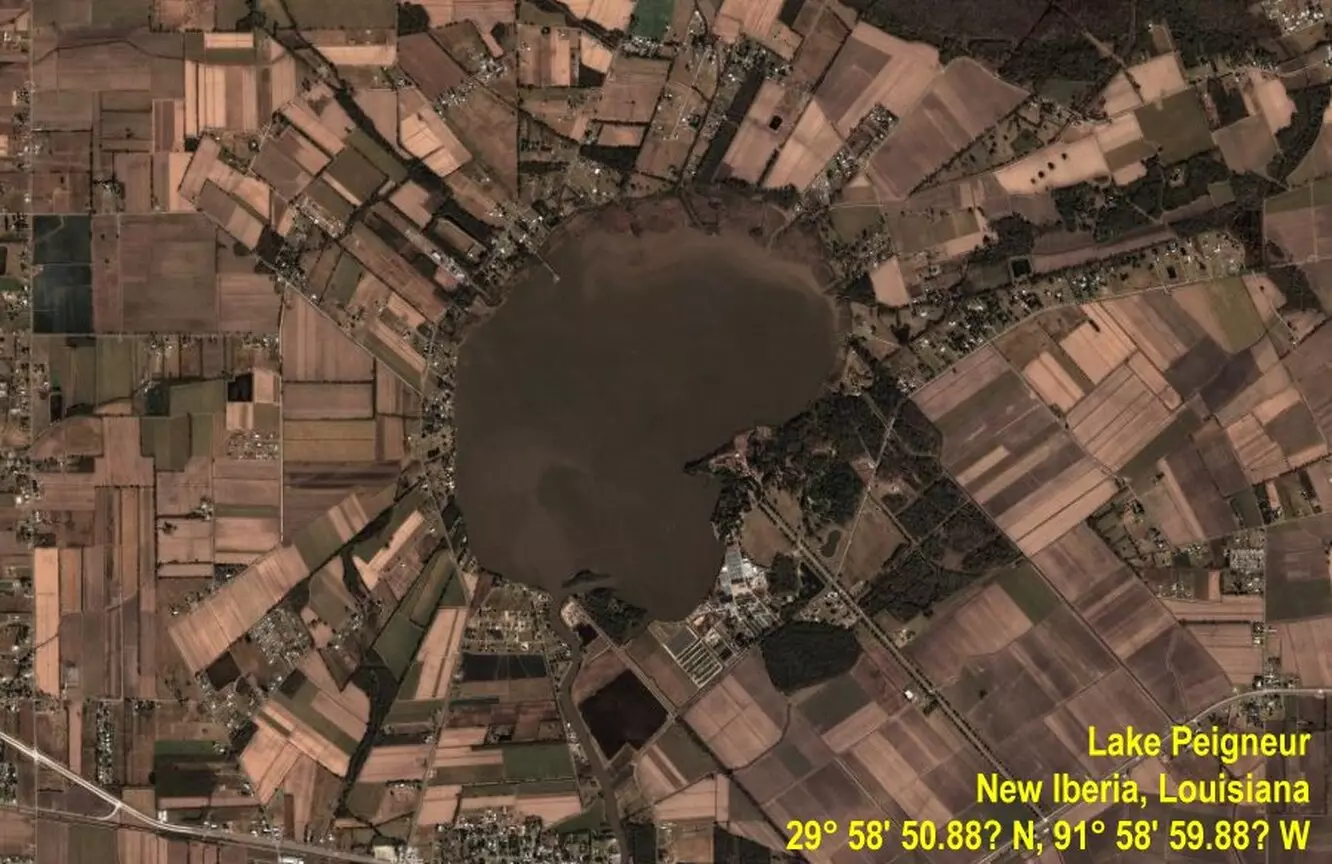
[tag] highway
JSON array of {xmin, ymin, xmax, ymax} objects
[
  {"xmin": 0, "ymin": 728, "xmax": 383, "ymax": 864},
  {"xmin": 978, "ymin": 686, "xmax": 1328, "ymax": 863}
]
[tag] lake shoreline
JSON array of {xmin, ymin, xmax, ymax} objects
[{"xmin": 451, "ymin": 189, "xmax": 846, "ymax": 621}]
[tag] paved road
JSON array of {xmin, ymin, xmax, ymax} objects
[
  {"xmin": 0, "ymin": 728, "xmax": 383, "ymax": 864},
  {"xmin": 763, "ymin": 496, "xmax": 1326, "ymax": 864},
  {"xmin": 757, "ymin": 499, "xmax": 1020, "ymax": 785},
  {"xmin": 978, "ymin": 687, "xmax": 1327, "ymax": 863},
  {"xmin": 547, "ymin": 603, "xmax": 631, "ymax": 858}
]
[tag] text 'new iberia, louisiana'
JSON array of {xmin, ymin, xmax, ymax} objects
[{"xmin": 977, "ymin": 726, "xmax": 1314, "ymax": 807}]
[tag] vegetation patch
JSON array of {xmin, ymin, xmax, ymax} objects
[
  {"xmin": 500, "ymin": 742, "xmax": 575, "ymax": 781},
  {"xmin": 995, "ymin": 563, "xmax": 1060, "ymax": 624},
  {"xmin": 759, "ymin": 620, "xmax": 861, "ymax": 694},
  {"xmin": 580, "ymin": 587, "xmax": 649, "ymax": 644},
  {"xmin": 1268, "ymin": 85, "xmax": 1332, "ymax": 182},
  {"xmin": 629, "ymin": 0, "xmax": 673, "ymax": 40}
]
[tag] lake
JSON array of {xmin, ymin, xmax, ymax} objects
[{"xmin": 453, "ymin": 223, "xmax": 838, "ymax": 620}]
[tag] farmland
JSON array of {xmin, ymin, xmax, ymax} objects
[
  {"xmin": 912, "ymin": 344, "xmax": 1117, "ymax": 557},
  {"xmin": 13, "ymin": 8, "xmax": 526, "ymax": 847},
  {"xmin": 15, "ymin": 0, "xmax": 1332, "ymax": 859},
  {"xmin": 669, "ymin": 627, "xmax": 1021, "ymax": 863}
]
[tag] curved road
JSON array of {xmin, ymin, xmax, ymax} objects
[
  {"xmin": 547, "ymin": 601, "xmax": 631, "ymax": 857},
  {"xmin": 978, "ymin": 686, "xmax": 1327, "ymax": 863},
  {"xmin": 0, "ymin": 728, "xmax": 383, "ymax": 864}
]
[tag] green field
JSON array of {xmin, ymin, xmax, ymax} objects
[
  {"xmin": 501, "ymin": 742, "xmax": 575, "ymax": 781},
  {"xmin": 630, "ymin": 0, "xmax": 674, "ymax": 40},
  {"xmin": 829, "ymin": 187, "xmax": 882, "ymax": 241},
  {"xmin": 275, "ymin": 685, "xmax": 360, "ymax": 756},
  {"xmin": 293, "ymin": 512, "xmax": 346, "ymax": 572},
  {"xmin": 1311, "ymin": 176, "xmax": 1332, "ymax": 206},
  {"xmin": 553, "ymin": 799, "xmax": 606, "ymax": 834},
  {"xmin": 432, "ymin": 762, "xmax": 507, "ymax": 785},
  {"xmin": 397, "ymin": 663, "xmax": 423, "ymax": 700},
  {"xmin": 386, "ymin": 696, "xmax": 445, "ymax": 726},
  {"xmin": 996, "ymin": 564, "xmax": 1060, "ymax": 624},
  {"xmin": 1265, "ymin": 186, "xmax": 1311, "ymax": 215},
  {"xmin": 374, "ymin": 616, "xmax": 423, "ymax": 679},
  {"xmin": 1199, "ymin": 278, "xmax": 1264, "ymax": 350},
  {"xmin": 373, "ymin": 547, "xmax": 457, "ymax": 679},
  {"xmin": 1134, "ymin": 90, "xmax": 1213, "ymax": 164},
  {"xmin": 154, "ymin": 739, "xmax": 222, "ymax": 759},
  {"xmin": 351, "ymin": 486, "xmax": 429, "ymax": 563}
]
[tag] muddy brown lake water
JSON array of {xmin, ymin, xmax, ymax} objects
[{"xmin": 453, "ymin": 227, "xmax": 838, "ymax": 620}]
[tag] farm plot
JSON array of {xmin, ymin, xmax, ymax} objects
[
  {"xmin": 594, "ymin": 57, "xmax": 670, "ymax": 125},
  {"xmin": 683, "ymin": 654, "xmax": 786, "ymax": 769},
  {"xmin": 905, "ymin": 581, "xmax": 1157, "ymax": 810},
  {"xmin": 912, "ymin": 345, "xmax": 1116, "ymax": 556},
  {"xmin": 1033, "ymin": 525, "xmax": 1231, "ymax": 719},
  {"xmin": 118, "ymin": 214, "xmax": 220, "ymax": 333},
  {"xmin": 866, "ymin": 59, "xmax": 1027, "ymax": 201}
]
